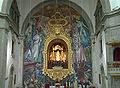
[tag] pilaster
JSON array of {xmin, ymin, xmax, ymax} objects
[
  {"xmin": 0, "ymin": 18, "xmax": 9, "ymax": 88},
  {"xmin": 16, "ymin": 36, "xmax": 24, "ymax": 88}
]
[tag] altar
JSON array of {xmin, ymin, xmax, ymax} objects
[
  {"xmin": 42, "ymin": 11, "xmax": 73, "ymax": 81},
  {"xmin": 23, "ymin": 3, "xmax": 92, "ymax": 88}
]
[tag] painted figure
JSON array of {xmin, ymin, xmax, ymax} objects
[{"xmin": 23, "ymin": 14, "xmax": 92, "ymax": 87}]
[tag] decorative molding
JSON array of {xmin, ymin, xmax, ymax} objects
[
  {"xmin": 95, "ymin": 8, "xmax": 120, "ymax": 35},
  {"xmin": 107, "ymin": 62, "xmax": 120, "ymax": 75},
  {"xmin": 0, "ymin": 12, "xmax": 19, "ymax": 35},
  {"xmin": 106, "ymin": 39, "xmax": 120, "ymax": 47}
]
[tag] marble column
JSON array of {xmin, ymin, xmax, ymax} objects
[
  {"xmin": 16, "ymin": 36, "xmax": 24, "ymax": 88},
  {"xmin": 0, "ymin": 19, "xmax": 8, "ymax": 88}
]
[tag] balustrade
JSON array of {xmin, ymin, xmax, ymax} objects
[{"xmin": 107, "ymin": 62, "xmax": 120, "ymax": 74}]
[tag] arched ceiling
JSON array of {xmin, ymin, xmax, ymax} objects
[
  {"xmin": 1, "ymin": 0, "xmax": 116, "ymax": 35},
  {"xmin": 19, "ymin": 0, "xmax": 97, "ymax": 35},
  {"xmin": 33, "ymin": 4, "xmax": 81, "ymax": 18}
]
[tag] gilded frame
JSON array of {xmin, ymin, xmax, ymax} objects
[{"xmin": 42, "ymin": 23, "xmax": 73, "ymax": 81}]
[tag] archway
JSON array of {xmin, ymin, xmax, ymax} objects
[
  {"xmin": 21, "ymin": 0, "xmax": 94, "ymax": 35},
  {"xmin": 23, "ymin": 0, "xmax": 93, "ymax": 87}
]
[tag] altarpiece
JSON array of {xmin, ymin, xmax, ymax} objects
[{"xmin": 42, "ymin": 11, "xmax": 73, "ymax": 81}]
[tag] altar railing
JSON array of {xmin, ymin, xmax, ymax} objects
[{"xmin": 107, "ymin": 62, "xmax": 120, "ymax": 74}]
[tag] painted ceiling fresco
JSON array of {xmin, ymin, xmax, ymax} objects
[
  {"xmin": 34, "ymin": 4, "xmax": 81, "ymax": 18},
  {"xmin": 24, "ymin": 4, "xmax": 92, "ymax": 88}
]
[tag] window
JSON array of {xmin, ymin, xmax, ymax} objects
[
  {"xmin": 14, "ymin": 74, "xmax": 16, "ymax": 85},
  {"xmin": 11, "ymin": 40, "xmax": 14, "ymax": 56},
  {"xmin": 94, "ymin": 0, "xmax": 104, "ymax": 25},
  {"xmin": 100, "ymin": 39, "xmax": 103, "ymax": 54},
  {"xmin": 113, "ymin": 48, "xmax": 120, "ymax": 61},
  {"xmin": 99, "ymin": 74, "xmax": 101, "ymax": 84},
  {"xmin": 9, "ymin": 0, "xmax": 20, "ymax": 26}
]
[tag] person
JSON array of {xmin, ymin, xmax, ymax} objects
[
  {"xmin": 32, "ymin": 30, "xmax": 43, "ymax": 62},
  {"xmin": 72, "ymin": 27, "xmax": 87, "ymax": 63}
]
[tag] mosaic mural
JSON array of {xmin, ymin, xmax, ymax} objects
[{"xmin": 24, "ymin": 4, "xmax": 92, "ymax": 88}]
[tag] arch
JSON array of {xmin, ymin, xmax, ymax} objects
[
  {"xmin": 8, "ymin": 64, "xmax": 14, "ymax": 88},
  {"xmin": 23, "ymin": 0, "xmax": 93, "ymax": 86},
  {"xmin": 113, "ymin": 47, "xmax": 120, "ymax": 61},
  {"xmin": 21, "ymin": 0, "xmax": 94, "ymax": 35},
  {"xmin": 47, "ymin": 39, "xmax": 68, "ymax": 69}
]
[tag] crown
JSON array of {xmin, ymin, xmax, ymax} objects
[{"xmin": 48, "ymin": 11, "xmax": 68, "ymax": 27}]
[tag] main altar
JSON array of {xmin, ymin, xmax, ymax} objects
[
  {"xmin": 42, "ymin": 11, "xmax": 73, "ymax": 81},
  {"xmin": 24, "ymin": 4, "xmax": 92, "ymax": 88}
]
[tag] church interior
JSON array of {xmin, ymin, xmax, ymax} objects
[{"xmin": 0, "ymin": 0, "xmax": 120, "ymax": 88}]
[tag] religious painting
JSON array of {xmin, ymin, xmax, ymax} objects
[
  {"xmin": 23, "ymin": 18, "xmax": 54, "ymax": 88},
  {"xmin": 23, "ymin": 3, "xmax": 92, "ymax": 88},
  {"xmin": 71, "ymin": 17, "xmax": 92, "ymax": 87}
]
